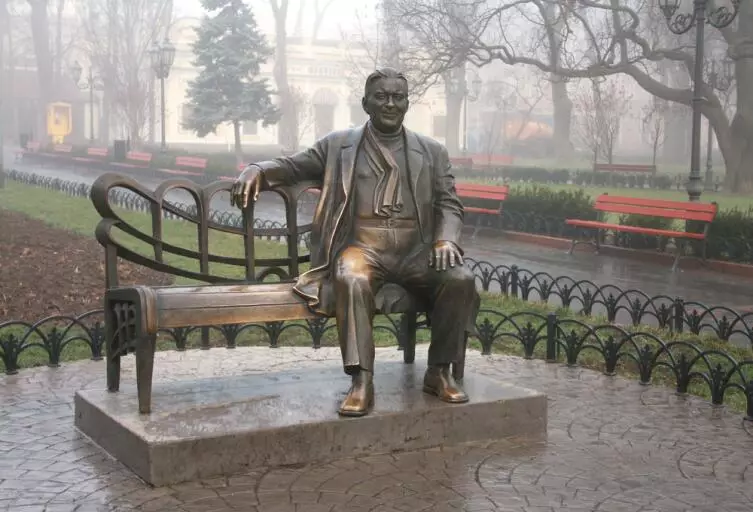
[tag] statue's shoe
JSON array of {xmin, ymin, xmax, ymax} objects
[
  {"xmin": 338, "ymin": 373, "xmax": 374, "ymax": 417},
  {"xmin": 423, "ymin": 365, "xmax": 469, "ymax": 403}
]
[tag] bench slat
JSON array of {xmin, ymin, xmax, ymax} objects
[
  {"xmin": 596, "ymin": 194, "xmax": 717, "ymax": 213},
  {"xmin": 594, "ymin": 202, "xmax": 716, "ymax": 222},
  {"xmin": 458, "ymin": 191, "xmax": 508, "ymax": 201},
  {"xmin": 566, "ymin": 220, "xmax": 707, "ymax": 240}
]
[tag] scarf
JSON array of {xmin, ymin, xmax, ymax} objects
[{"xmin": 362, "ymin": 122, "xmax": 404, "ymax": 217}]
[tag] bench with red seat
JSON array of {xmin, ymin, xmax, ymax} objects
[
  {"xmin": 53, "ymin": 144, "xmax": 73, "ymax": 154},
  {"xmin": 456, "ymin": 182, "xmax": 509, "ymax": 236},
  {"xmin": 566, "ymin": 194, "xmax": 718, "ymax": 271},
  {"xmin": 161, "ymin": 156, "xmax": 208, "ymax": 177},
  {"xmin": 72, "ymin": 147, "xmax": 109, "ymax": 165},
  {"xmin": 112, "ymin": 151, "xmax": 153, "ymax": 169}
]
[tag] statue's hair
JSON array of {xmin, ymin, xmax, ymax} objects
[{"xmin": 364, "ymin": 67, "xmax": 408, "ymax": 96}]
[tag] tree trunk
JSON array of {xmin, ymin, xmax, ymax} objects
[
  {"xmin": 720, "ymin": 53, "xmax": 753, "ymax": 192},
  {"xmin": 233, "ymin": 120, "xmax": 243, "ymax": 165},
  {"xmin": 54, "ymin": 0, "xmax": 65, "ymax": 86},
  {"xmin": 272, "ymin": 1, "xmax": 298, "ymax": 152},
  {"xmin": 551, "ymin": 76, "xmax": 572, "ymax": 159},
  {"xmin": 28, "ymin": 0, "xmax": 54, "ymax": 144},
  {"xmin": 444, "ymin": 90, "xmax": 462, "ymax": 156}
]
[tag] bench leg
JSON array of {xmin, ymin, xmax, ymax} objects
[
  {"xmin": 399, "ymin": 311, "xmax": 417, "ymax": 364},
  {"xmin": 672, "ymin": 239, "xmax": 684, "ymax": 272},
  {"xmin": 105, "ymin": 304, "xmax": 121, "ymax": 392},
  {"xmin": 567, "ymin": 238, "xmax": 577, "ymax": 255},
  {"xmin": 452, "ymin": 333, "xmax": 468, "ymax": 381},
  {"xmin": 136, "ymin": 334, "xmax": 157, "ymax": 414}
]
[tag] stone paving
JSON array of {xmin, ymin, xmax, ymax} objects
[{"xmin": 1, "ymin": 346, "xmax": 752, "ymax": 511}]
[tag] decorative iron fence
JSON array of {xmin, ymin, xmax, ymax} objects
[{"xmin": 1, "ymin": 307, "xmax": 751, "ymax": 420}]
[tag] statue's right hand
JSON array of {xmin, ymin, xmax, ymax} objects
[{"xmin": 230, "ymin": 165, "xmax": 264, "ymax": 209}]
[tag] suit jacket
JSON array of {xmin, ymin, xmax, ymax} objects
[{"xmin": 252, "ymin": 124, "xmax": 465, "ymax": 315}]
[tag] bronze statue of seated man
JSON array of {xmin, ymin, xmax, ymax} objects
[{"xmin": 231, "ymin": 68, "xmax": 480, "ymax": 417}]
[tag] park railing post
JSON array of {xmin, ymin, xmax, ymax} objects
[
  {"xmin": 546, "ymin": 313, "xmax": 558, "ymax": 362},
  {"xmin": 673, "ymin": 298, "xmax": 684, "ymax": 333}
]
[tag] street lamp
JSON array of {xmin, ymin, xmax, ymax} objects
[
  {"xmin": 451, "ymin": 74, "xmax": 482, "ymax": 155},
  {"xmin": 703, "ymin": 57, "xmax": 734, "ymax": 191},
  {"xmin": 658, "ymin": 0, "xmax": 740, "ymax": 201},
  {"xmin": 70, "ymin": 60, "xmax": 102, "ymax": 144},
  {"xmin": 149, "ymin": 38, "xmax": 176, "ymax": 152}
]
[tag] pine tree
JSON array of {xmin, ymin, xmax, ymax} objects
[{"xmin": 183, "ymin": 0, "xmax": 279, "ymax": 163}]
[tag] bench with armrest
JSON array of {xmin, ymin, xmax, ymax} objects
[
  {"xmin": 456, "ymin": 182, "xmax": 509, "ymax": 235},
  {"xmin": 91, "ymin": 173, "xmax": 466, "ymax": 414},
  {"xmin": 565, "ymin": 194, "xmax": 718, "ymax": 271}
]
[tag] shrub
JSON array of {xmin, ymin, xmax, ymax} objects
[
  {"xmin": 617, "ymin": 214, "xmax": 675, "ymax": 251},
  {"xmin": 702, "ymin": 207, "xmax": 753, "ymax": 263}
]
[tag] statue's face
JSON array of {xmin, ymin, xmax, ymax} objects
[{"xmin": 362, "ymin": 77, "xmax": 410, "ymax": 133}]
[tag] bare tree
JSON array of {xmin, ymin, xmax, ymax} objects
[
  {"xmin": 27, "ymin": 0, "xmax": 55, "ymax": 141},
  {"xmin": 341, "ymin": 6, "xmax": 441, "ymax": 103},
  {"xmin": 573, "ymin": 77, "xmax": 631, "ymax": 164},
  {"xmin": 269, "ymin": 0, "xmax": 297, "ymax": 151},
  {"xmin": 389, "ymin": 0, "xmax": 753, "ymax": 191},
  {"xmin": 642, "ymin": 96, "xmax": 668, "ymax": 166},
  {"xmin": 290, "ymin": 85, "xmax": 315, "ymax": 145},
  {"xmin": 78, "ymin": 0, "xmax": 173, "ymax": 146}
]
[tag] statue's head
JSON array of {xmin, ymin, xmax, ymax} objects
[{"xmin": 362, "ymin": 67, "xmax": 410, "ymax": 134}]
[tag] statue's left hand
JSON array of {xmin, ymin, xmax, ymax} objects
[{"xmin": 429, "ymin": 241, "xmax": 463, "ymax": 271}]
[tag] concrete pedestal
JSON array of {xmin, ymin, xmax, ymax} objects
[{"xmin": 74, "ymin": 363, "xmax": 546, "ymax": 486}]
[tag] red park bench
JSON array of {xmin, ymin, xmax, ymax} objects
[
  {"xmin": 456, "ymin": 182, "xmax": 509, "ymax": 237},
  {"xmin": 566, "ymin": 194, "xmax": 718, "ymax": 271},
  {"xmin": 160, "ymin": 156, "xmax": 208, "ymax": 177},
  {"xmin": 72, "ymin": 147, "xmax": 109, "ymax": 165},
  {"xmin": 593, "ymin": 163, "xmax": 657, "ymax": 174},
  {"xmin": 87, "ymin": 147, "xmax": 109, "ymax": 158},
  {"xmin": 450, "ymin": 157, "xmax": 474, "ymax": 168},
  {"xmin": 112, "ymin": 151, "xmax": 153, "ymax": 170},
  {"xmin": 53, "ymin": 144, "xmax": 73, "ymax": 154}
]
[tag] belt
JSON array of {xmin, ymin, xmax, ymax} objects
[{"xmin": 354, "ymin": 217, "xmax": 417, "ymax": 228}]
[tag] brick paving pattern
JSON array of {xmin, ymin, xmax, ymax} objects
[{"xmin": 1, "ymin": 346, "xmax": 752, "ymax": 511}]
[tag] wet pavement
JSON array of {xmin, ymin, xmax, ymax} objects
[{"xmin": 1, "ymin": 346, "xmax": 752, "ymax": 511}]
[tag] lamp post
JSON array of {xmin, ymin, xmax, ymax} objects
[
  {"xmin": 450, "ymin": 74, "xmax": 482, "ymax": 155},
  {"xmin": 703, "ymin": 58, "xmax": 734, "ymax": 191},
  {"xmin": 70, "ymin": 61, "xmax": 101, "ymax": 143},
  {"xmin": 149, "ymin": 38, "xmax": 176, "ymax": 153},
  {"xmin": 658, "ymin": 0, "xmax": 740, "ymax": 201}
]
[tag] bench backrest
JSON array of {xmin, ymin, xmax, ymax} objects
[
  {"xmin": 54, "ymin": 144, "xmax": 73, "ymax": 153},
  {"xmin": 87, "ymin": 147, "xmax": 109, "ymax": 157},
  {"xmin": 594, "ymin": 194, "xmax": 717, "ymax": 223},
  {"xmin": 594, "ymin": 163, "xmax": 656, "ymax": 173},
  {"xmin": 26, "ymin": 141, "xmax": 41, "ymax": 151},
  {"xmin": 175, "ymin": 156, "xmax": 208, "ymax": 169},
  {"xmin": 456, "ymin": 183, "xmax": 509, "ymax": 202},
  {"xmin": 126, "ymin": 151, "xmax": 153, "ymax": 164},
  {"xmin": 90, "ymin": 173, "xmax": 318, "ymax": 289}
]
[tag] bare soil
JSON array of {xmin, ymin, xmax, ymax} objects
[{"xmin": 0, "ymin": 209, "xmax": 173, "ymax": 322}]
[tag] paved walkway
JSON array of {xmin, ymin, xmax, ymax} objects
[{"xmin": 1, "ymin": 346, "xmax": 752, "ymax": 511}]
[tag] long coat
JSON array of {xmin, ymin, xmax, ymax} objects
[{"xmin": 253, "ymin": 124, "xmax": 465, "ymax": 315}]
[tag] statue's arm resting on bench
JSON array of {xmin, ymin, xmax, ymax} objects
[{"xmin": 231, "ymin": 138, "xmax": 328, "ymax": 208}]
